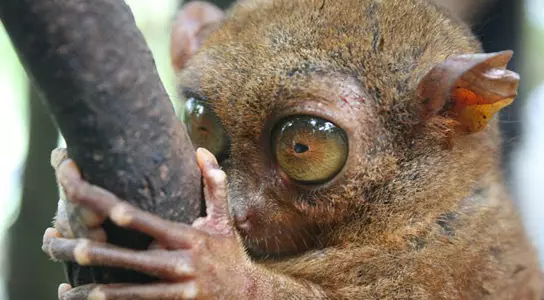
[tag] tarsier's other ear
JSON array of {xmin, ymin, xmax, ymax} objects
[
  {"xmin": 170, "ymin": 1, "xmax": 225, "ymax": 73},
  {"xmin": 418, "ymin": 50, "xmax": 519, "ymax": 134}
]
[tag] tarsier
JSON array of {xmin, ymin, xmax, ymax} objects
[{"xmin": 42, "ymin": 0, "xmax": 544, "ymax": 299}]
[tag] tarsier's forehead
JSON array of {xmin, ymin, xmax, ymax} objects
[
  {"xmin": 179, "ymin": 0, "xmax": 480, "ymax": 120},
  {"xmin": 215, "ymin": 0, "xmax": 478, "ymax": 51},
  {"xmin": 194, "ymin": 0, "xmax": 479, "ymax": 81}
]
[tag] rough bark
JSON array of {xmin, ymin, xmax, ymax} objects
[{"xmin": 0, "ymin": 0, "xmax": 202, "ymax": 286}]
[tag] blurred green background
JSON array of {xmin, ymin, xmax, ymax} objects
[{"xmin": 0, "ymin": 0, "xmax": 542, "ymax": 299}]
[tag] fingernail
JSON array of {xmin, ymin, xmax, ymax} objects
[
  {"xmin": 42, "ymin": 228, "xmax": 58, "ymax": 244},
  {"xmin": 196, "ymin": 147, "xmax": 219, "ymax": 169},
  {"xmin": 50, "ymin": 148, "xmax": 68, "ymax": 169},
  {"xmin": 74, "ymin": 240, "xmax": 91, "ymax": 265},
  {"xmin": 58, "ymin": 283, "xmax": 71, "ymax": 298},
  {"xmin": 57, "ymin": 161, "xmax": 82, "ymax": 197},
  {"xmin": 88, "ymin": 287, "xmax": 107, "ymax": 300},
  {"xmin": 110, "ymin": 203, "xmax": 133, "ymax": 227}
]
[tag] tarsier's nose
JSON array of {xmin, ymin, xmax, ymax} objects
[{"xmin": 233, "ymin": 208, "xmax": 257, "ymax": 233}]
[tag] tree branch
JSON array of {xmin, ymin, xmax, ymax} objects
[{"xmin": 0, "ymin": 0, "xmax": 202, "ymax": 285}]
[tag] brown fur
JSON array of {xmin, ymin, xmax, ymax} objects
[{"xmin": 175, "ymin": 0, "xmax": 543, "ymax": 298}]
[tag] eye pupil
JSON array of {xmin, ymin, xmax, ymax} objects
[{"xmin": 293, "ymin": 143, "xmax": 309, "ymax": 154}]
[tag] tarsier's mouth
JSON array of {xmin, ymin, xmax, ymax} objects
[
  {"xmin": 235, "ymin": 217, "xmax": 320, "ymax": 260},
  {"xmin": 242, "ymin": 235, "xmax": 298, "ymax": 260}
]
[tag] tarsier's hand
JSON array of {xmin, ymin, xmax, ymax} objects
[{"xmin": 43, "ymin": 148, "xmax": 254, "ymax": 300}]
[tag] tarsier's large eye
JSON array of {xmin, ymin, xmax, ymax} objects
[
  {"xmin": 183, "ymin": 97, "xmax": 229, "ymax": 160},
  {"xmin": 272, "ymin": 115, "xmax": 348, "ymax": 184}
]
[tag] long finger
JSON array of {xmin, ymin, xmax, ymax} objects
[
  {"xmin": 57, "ymin": 159, "xmax": 204, "ymax": 248},
  {"xmin": 43, "ymin": 236, "xmax": 194, "ymax": 281},
  {"xmin": 196, "ymin": 148, "xmax": 230, "ymax": 222},
  {"xmin": 52, "ymin": 148, "xmax": 105, "ymax": 232}
]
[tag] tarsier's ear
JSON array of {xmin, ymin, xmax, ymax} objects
[
  {"xmin": 418, "ymin": 50, "xmax": 519, "ymax": 134},
  {"xmin": 170, "ymin": 1, "xmax": 225, "ymax": 73}
]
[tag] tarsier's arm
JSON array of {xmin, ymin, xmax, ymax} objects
[{"xmin": 42, "ymin": 0, "xmax": 543, "ymax": 299}]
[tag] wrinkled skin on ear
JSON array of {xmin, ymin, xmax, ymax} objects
[
  {"xmin": 170, "ymin": 1, "xmax": 225, "ymax": 73},
  {"xmin": 418, "ymin": 50, "xmax": 520, "ymax": 133}
]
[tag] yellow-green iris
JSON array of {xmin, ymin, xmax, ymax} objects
[{"xmin": 272, "ymin": 116, "xmax": 348, "ymax": 184}]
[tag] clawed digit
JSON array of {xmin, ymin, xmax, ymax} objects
[
  {"xmin": 56, "ymin": 158, "xmax": 205, "ymax": 249},
  {"xmin": 43, "ymin": 228, "xmax": 195, "ymax": 281},
  {"xmin": 45, "ymin": 147, "xmax": 237, "ymax": 300},
  {"xmin": 192, "ymin": 148, "xmax": 233, "ymax": 235}
]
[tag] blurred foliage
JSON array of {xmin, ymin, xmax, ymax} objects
[
  {"xmin": 7, "ymin": 86, "xmax": 62, "ymax": 300},
  {"xmin": 523, "ymin": 22, "xmax": 544, "ymax": 93}
]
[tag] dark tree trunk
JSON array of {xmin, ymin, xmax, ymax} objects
[
  {"xmin": 0, "ymin": 0, "xmax": 202, "ymax": 286},
  {"xmin": 7, "ymin": 86, "xmax": 63, "ymax": 300}
]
